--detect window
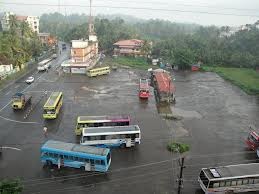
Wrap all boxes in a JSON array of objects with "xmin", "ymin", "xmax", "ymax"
[
  {"xmin": 68, "ymin": 156, "xmax": 73, "ymax": 160},
  {"xmin": 60, "ymin": 155, "xmax": 64, "ymax": 159},
  {"xmin": 213, "ymin": 182, "xmax": 219, "ymax": 188},
  {"xmin": 253, "ymin": 178, "xmax": 259, "ymax": 184},
  {"xmin": 74, "ymin": 157, "xmax": 79, "ymax": 161},
  {"xmin": 101, "ymin": 160, "xmax": 105, "ymax": 165},
  {"xmin": 231, "ymin": 181, "xmax": 237, "ymax": 186},
  {"xmin": 243, "ymin": 179, "xmax": 248, "ymax": 184},
  {"xmin": 84, "ymin": 158, "xmax": 90, "ymax": 163},
  {"xmin": 49, "ymin": 153, "xmax": 54, "ymax": 157},
  {"xmin": 220, "ymin": 181, "xmax": 225, "ymax": 187},
  {"xmin": 95, "ymin": 160, "xmax": 101, "ymax": 165},
  {"xmin": 249, "ymin": 179, "xmax": 254, "ymax": 184},
  {"xmin": 64, "ymin": 155, "xmax": 69, "ymax": 160},
  {"xmin": 225, "ymin": 181, "xmax": 231, "ymax": 186},
  {"xmin": 90, "ymin": 159, "xmax": 94, "ymax": 164},
  {"xmin": 53, "ymin": 153, "xmax": 58, "ymax": 158},
  {"xmin": 237, "ymin": 180, "xmax": 242, "ymax": 185},
  {"xmin": 78, "ymin": 158, "xmax": 84, "ymax": 162}
]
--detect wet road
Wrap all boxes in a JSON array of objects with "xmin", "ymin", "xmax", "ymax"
[{"xmin": 0, "ymin": 60, "xmax": 259, "ymax": 194}]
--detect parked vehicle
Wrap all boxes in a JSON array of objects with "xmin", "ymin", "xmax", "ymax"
[
  {"xmin": 41, "ymin": 140, "xmax": 111, "ymax": 172},
  {"xmin": 62, "ymin": 43, "xmax": 66, "ymax": 50},
  {"xmin": 80, "ymin": 125, "xmax": 141, "ymax": 148},
  {"xmin": 86, "ymin": 66, "xmax": 110, "ymax": 77},
  {"xmin": 43, "ymin": 92, "xmax": 63, "ymax": 119},
  {"xmin": 37, "ymin": 58, "xmax": 52, "ymax": 71},
  {"xmin": 245, "ymin": 131, "xmax": 259, "ymax": 151},
  {"xmin": 52, "ymin": 53, "xmax": 57, "ymax": 59},
  {"xmin": 12, "ymin": 93, "xmax": 32, "ymax": 110},
  {"xmin": 25, "ymin": 76, "xmax": 34, "ymax": 84},
  {"xmin": 139, "ymin": 79, "xmax": 150, "ymax": 99},
  {"xmin": 75, "ymin": 115, "xmax": 130, "ymax": 136},
  {"xmin": 198, "ymin": 163, "xmax": 259, "ymax": 193}
]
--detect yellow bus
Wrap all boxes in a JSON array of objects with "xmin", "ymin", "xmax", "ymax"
[
  {"xmin": 43, "ymin": 92, "xmax": 63, "ymax": 119},
  {"xmin": 86, "ymin": 66, "xmax": 110, "ymax": 77}
]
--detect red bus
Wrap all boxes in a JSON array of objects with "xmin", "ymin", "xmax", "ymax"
[
  {"xmin": 245, "ymin": 130, "xmax": 259, "ymax": 151},
  {"xmin": 139, "ymin": 79, "xmax": 150, "ymax": 99}
]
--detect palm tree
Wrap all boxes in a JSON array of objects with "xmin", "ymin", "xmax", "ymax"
[
  {"xmin": 20, "ymin": 21, "xmax": 32, "ymax": 38},
  {"xmin": 8, "ymin": 14, "xmax": 18, "ymax": 35},
  {"xmin": 140, "ymin": 40, "xmax": 152, "ymax": 61}
]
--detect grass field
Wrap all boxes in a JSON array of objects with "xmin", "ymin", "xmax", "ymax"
[
  {"xmin": 104, "ymin": 56, "xmax": 152, "ymax": 70},
  {"xmin": 202, "ymin": 66, "xmax": 259, "ymax": 95}
]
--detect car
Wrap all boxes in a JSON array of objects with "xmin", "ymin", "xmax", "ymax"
[
  {"xmin": 25, "ymin": 76, "xmax": 34, "ymax": 84},
  {"xmin": 52, "ymin": 54, "xmax": 57, "ymax": 59}
]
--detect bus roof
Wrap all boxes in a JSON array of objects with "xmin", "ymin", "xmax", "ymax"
[
  {"xmin": 39, "ymin": 58, "xmax": 52, "ymax": 65},
  {"xmin": 77, "ymin": 115, "xmax": 130, "ymax": 123},
  {"xmin": 88, "ymin": 66, "xmax": 110, "ymax": 72},
  {"xmin": 42, "ymin": 140, "xmax": 109, "ymax": 156},
  {"xmin": 203, "ymin": 163, "xmax": 259, "ymax": 180},
  {"xmin": 44, "ymin": 92, "xmax": 62, "ymax": 109},
  {"xmin": 82, "ymin": 125, "xmax": 140, "ymax": 135}
]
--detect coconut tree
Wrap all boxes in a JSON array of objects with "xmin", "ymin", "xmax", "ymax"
[
  {"xmin": 140, "ymin": 40, "xmax": 152, "ymax": 61},
  {"xmin": 20, "ymin": 21, "xmax": 32, "ymax": 38},
  {"xmin": 8, "ymin": 14, "xmax": 18, "ymax": 35}
]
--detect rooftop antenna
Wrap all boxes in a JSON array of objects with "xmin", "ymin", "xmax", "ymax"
[{"xmin": 88, "ymin": 0, "xmax": 95, "ymax": 35}]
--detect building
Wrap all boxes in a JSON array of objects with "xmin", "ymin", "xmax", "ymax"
[
  {"xmin": 38, "ymin": 33, "xmax": 57, "ymax": 46},
  {"xmin": 0, "ymin": 12, "xmax": 14, "ymax": 31},
  {"xmin": 113, "ymin": 39, "xmax": 145, "ymax": 57},
  {"xmin": 71, "ymin": 40, "xmax": 98, "ymax": 63},
  {"xmin": 16, "ymin": 15, "xmax": 39, "ymax": 33},
  {"xmin": 0, "ymin": 12, "xmax": 39, "ymax": 33}
]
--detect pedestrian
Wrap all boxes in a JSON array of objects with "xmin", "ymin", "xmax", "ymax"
[{"xmin": 43, "ymin": 126, "xmax": 48, "ymax": 137}]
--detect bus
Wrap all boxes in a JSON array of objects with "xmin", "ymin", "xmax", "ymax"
[
  {"xmin": 43, "ymin": 92, "xmax": 63, "ymax": 119},
  {"xmin": 86, "ymin": 66, "xmax": 110, "ymax": 77},
  {"xmin": 75, "ymin": 115, "xmax": 130, "ymax": 136},
  {"xmin": 37, "ymin": 58, "xmax": 52, "ymax": 71},
  {"xmin": 41, "ymin": 140, "xmax": 111, "ymax": 172},
  {"xmin": 139, "ymin": 79, "xmax": 150, "ymax": 99},
  {"xmin": 198, "ymin": 163, "xmax": 259, "ymax": 194},
  {"xmin": 80, "ymin": 125, "xmax": 141, "ymax": 148}
]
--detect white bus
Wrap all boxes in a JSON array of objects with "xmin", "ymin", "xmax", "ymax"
[
  {"xmin": 37, "ymin": 58, "xmax": 52, "ymax": 71},
  {"xmin": 198, "ymin": 163, "xmax": 259, "ymax": 194},
  {"xmin": 80, "ymin": 125, "xmax": 141, "ymax": 148}
]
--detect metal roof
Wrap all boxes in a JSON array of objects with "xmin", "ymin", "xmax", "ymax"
[
  {"xmin": 204, "ymin": 163, "xmax": 259, "ymax": 180},
  {"xmin": 44, "ymin": 92, "xmax": 62, "ymax": 108},
  {"xmin": 42, "ymin": 140, "xmax": 109, "ymax": 156},
  {"xmin": 83, "ymin": 125, "xmax": 140, "ymax": 135},
  {"xmin": 78, "ymin": 115, "xmax": 130, "ymax": 123},
  {"xmin": 154, "ymin": 72, "xmax": 175, "ymax": 94}
]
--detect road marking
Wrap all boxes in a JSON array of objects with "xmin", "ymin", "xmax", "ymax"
[
  {"xmin": 1, "ymin": 146, "xmax": 21, "ymax": 151},
  {"xmin": 0, "ymin": 115, "xmax": 39, "ymax": 124},
  {"xmin": 0, "ymin": 101, "xmax": 12, "ymax": 112},
  {"xmin": 14, "ymin": 85, "xmax": 20, "ymax": 89},
  {"xmin": 5, "ymin": 91, "xmax": 11, "ymax": 95}
]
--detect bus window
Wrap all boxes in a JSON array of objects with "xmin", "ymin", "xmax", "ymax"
[
  {"xmin": 231, "ymin": 180, "xmax": 237, "ymax": 186},
  {"xmin": 199, "ymin": 171, "xmax": 209, "ymax": 188},
  {"xmin": 95, "ymin": 160, "xmax": 101, "ymax": 165},
  {"xmin": 60, "ymin": 155, "xmax": 64, "ymax": 159},
  {"xmin": 254, "ymin": 178, "xmax": 259, "ymax": 184},
  {"xmin": 90, "ymin": 159, "xmax": 94, "ymax": 164},
  {"xmin": 54, "ymin": 153, "xmax": 58, "ymax": 158},
  {"xmin": 213, "ymin": 182, "xmax": 219, "ymax": 188},
  {"xmin": 249, "ymin": 179, "xmax": 254, "ymax": 184},
  {"xmin": 220, "ymin": 181, "xmax": 226, "ymax": 187},
  {"xmin": 225, "ymin": 181, "xmax": 231, "ymax": 186},
  {"xmin": 101, "ymin": 160, "xmax": 105, "ymax": 165},
  {"xmin": 69, "ymin": 156, "xmax": 73, "ymax": 160},
  {"xmin": 101, "ymin": 135, "xmax": 106, "ymax": 140},
  {"xmin": 64, "ymin": 155, "xmax": 69, "ymax": 160},
  {"xmin": 84, "ymin": 158, "xmax": 90, "ymax": 163},
  {"xmin": 243, "ymin": 179, "xmax": 248, "ymax": 184},
  {"xmin": 74, "ymin": 157, "xmax": 79, "ymax": 161},
  {"xmin": 237, "ymin": 180, "xmax": 243, "ymax": 185}
]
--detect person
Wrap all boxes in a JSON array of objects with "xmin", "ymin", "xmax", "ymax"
[{"xmin": 43, "ymin": 126, "xmax": 48, "ymax": 137}]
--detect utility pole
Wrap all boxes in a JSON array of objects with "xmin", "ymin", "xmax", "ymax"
[{"xmin": 177, "ymin": 157, "xmax": 185, "ymax": 194}]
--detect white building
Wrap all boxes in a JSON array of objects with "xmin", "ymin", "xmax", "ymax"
[
  {"xmin": 0, "ymin": 12, "xmax": 39, "ymax": 33},
  {"xmin": 0, "ymin": 12, "xmax": 14, "ymax": 31},
  {"xmin": 16, "ymin": 15, "xmax": 39, "ymax": 33}
]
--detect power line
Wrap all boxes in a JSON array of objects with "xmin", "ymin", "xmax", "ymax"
[
  {"xmin": 2, "ymin": 2, "xmax": 259, "ymax": 18},
  {"xmin": 95, "ymin": 0, "xmax": 259, "ymax": 12}
]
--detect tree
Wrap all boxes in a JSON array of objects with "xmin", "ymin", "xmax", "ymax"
[
  {"xmin": 9, "ymin": 15, "xmax": 18, "ymax": 35},
  {"xmin": 140, "ymin": 40, "xmax": 151, "ymax": 61},
  {"xmin": 0, "ymin": 179, "xmax": 23, "ymax": 194},
  {"xmin": 20, "ymin": 21, "xmax": 32, "ymax": 38}
]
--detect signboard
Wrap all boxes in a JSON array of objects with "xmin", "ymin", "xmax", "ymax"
[{"xmin": 71, "ymin": 68, "xmax": 86, "ymax": 74}]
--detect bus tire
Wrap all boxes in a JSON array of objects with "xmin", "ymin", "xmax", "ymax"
[
  {"xmin": 46, "ymin": 160, "xmax": 52, "ymax": 166},
  {"xmin": 80, "ymin": 166, "xmax": 85, "ymax": 171}
]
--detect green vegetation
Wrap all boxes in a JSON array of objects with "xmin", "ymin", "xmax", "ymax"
[
  {"xmin": 202, "ymin": 66, "xmax": 259, "ymax": 94},
  {"xmin": 104, "ymin": 57, "xmax": 151, "ymax": 70},
  {"xmin": 0, "ymin": 15, "xmax": 43, "ymax": 69},
  {"xmin": 0, "ymin": 178, "xmax": 23, "ymax": 194},
  {"xmin": 167, "ymin": 142, "xmax": 190, "ymax": 154}
]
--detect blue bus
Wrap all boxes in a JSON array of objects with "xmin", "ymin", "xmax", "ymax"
[{"xmin": 40, "ymin": 140, "xmax": 111, "ymax": 172}]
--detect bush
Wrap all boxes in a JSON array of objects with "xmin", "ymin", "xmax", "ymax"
[{"xmin": 167, "ymin": 142, "xmax": 190, "ymax": 153}]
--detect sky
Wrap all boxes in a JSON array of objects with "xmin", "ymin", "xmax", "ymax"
[{"xmin": 1, "ymin": 0, "xmax": 259, "ymax": 26}]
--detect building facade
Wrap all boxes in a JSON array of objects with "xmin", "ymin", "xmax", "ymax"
[
  {"xmin": 71, "ymin": 40, "xmax": 98, "ymax": 63},
  {"xmin": 113, "ymin": 39, "xmax": 144, "ymax": 57},
  {"xmin": 0, "ymin": 12, "xmax": 39, "ymax": 33},
  {"xmin": 38, "ymin": 33, "xmax": 57, "ymax": 46}
]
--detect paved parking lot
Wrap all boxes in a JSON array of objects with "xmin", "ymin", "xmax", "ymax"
[{"xmin": 1, "ymin": 55, "xmax": 259, "ymax": 194}]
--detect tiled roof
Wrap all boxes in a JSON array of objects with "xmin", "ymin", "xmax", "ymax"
[
  {"xmin": 16, "ymin": 15, "xmax": 28, "ymax": 21},
  {"xmin": 113, "ymin": 39, "xmax": 144, "ymax": 47}
]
